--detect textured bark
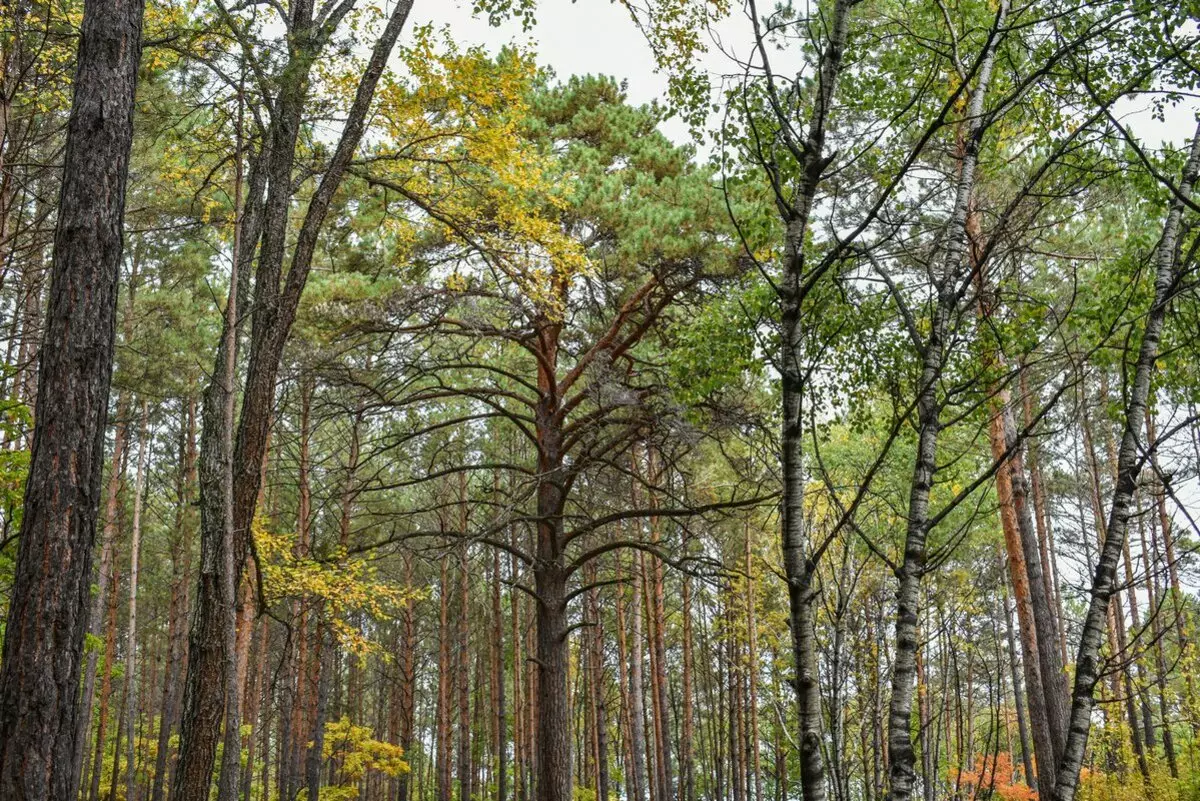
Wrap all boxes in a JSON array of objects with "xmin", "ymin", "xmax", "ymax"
[
  {"xmin": 494, "ymin": 549, "xmax": 510, "ymax": 801},
  {"xmin": 512, "ymin": 549, "xmax": 527, "ymax": 801},
  {"xmin": 989, "ymin": 409, "xmax": 1057, "ymax": 792},
  {"xmin": 745, "ymin": 530, "xmax": 762, "ymax": 801},
  {"xmin": 437, "ymin": 554, "xmax": 453, "ymax": 801},
  {"xmin": 1021, "ymin": 373, "xmax": 1068, "ymax": 665},
  {"xmin": 1051, "ymin": 120, "xmax": 1200, "ymax": 801},
  {"xmin": 174, "ymin": 101, "xmax": 264, "ymax": 801},
  {"xmin": 626, "ymin": 551, "xmax": 650, "ymax": 801},
  {"xmin": 1140, "ymin": 504, "xmax": 1178, "ymax": 776},
  {"xmin": 398, "ymin": 554, "xmax": 418, "ymax": 801},
  {"xmin": 681, "ymin": 571, "xmax": 696, "ymax": 801},
  {"xmin": 90, "ymin": 554, "xmax": 122, "ymax": 801},
  {"xmin": 305, "ymin": 628, "xmax": 333, "ymax": 801},
  {"xmin": 1001, "ymin": 570, "xmax": 1035, "ymax": 789},
  {"xmin": 77, "ymin": 388, "xmax": 130, "ymax": 791},
  {"xmin": 886, "ymin": 6, "xmax": 1005, "ymax": 796},
  {"xmin": 584, "ymin": 565, "xmax": 609, "ymax": 801},
  {"xmin": 0, "ymin": 0, "xmax": 144, "ymax": 790},
  {"xmin": 176, "ymin": 7, "xmax": 414, "ymax": 796},
  {"xmin": 775, "ymin": 4, "xmax": 853, "ymax": 800},
  {"xmin": 458, "ymin": 522, "xmax": 473, "ymax": 801}
]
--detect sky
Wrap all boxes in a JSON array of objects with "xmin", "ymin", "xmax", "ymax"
[{"xmin": 411, "ymin": 0, "xmax": 1200, "ymax": 150}]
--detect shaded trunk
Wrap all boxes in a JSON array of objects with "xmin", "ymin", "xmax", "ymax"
[
  {"xmin": 78, "ymin": 389, "xmax": 130, "ymax": 793},
  {"xmin": 398, "ymin": 555, "xmax": 418, "ymax": 801},
  {"xmin": 0, "ymin": 0, "xmax": 145, "ymax": 789},
  {"xmin": 1001, "ymin": 568, "xmax": 1035, "ymax": 789},
  {"xmin": 437, "ymin": 555, "xmax": 453, "ymax": 801},
  {"xmin": 177, "ymin": 8, "xmax": 414, "ymax": 796},
  {"xmin": 151, "ymin": 398, "xmax": 196, "ymax": 801}
]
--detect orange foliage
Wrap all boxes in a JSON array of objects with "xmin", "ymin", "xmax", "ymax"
[{"xmin": 951, "ymin": 752, "xmax": 1038, "ymax": 801}]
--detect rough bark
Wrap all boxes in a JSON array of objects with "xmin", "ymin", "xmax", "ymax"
[
  {"xmin": 77, "ymin": 388, "xmax": 130, "ymax": 790},
  {"xmin": 1001, "ymin": 568, "xmax": 1035, "ymax": 789},
  {"xmin": 0, "ymin": 0, "xmax": 144, "ymax": 790},
  {"xmin": 176, "ymin": 7, "xmax": 414, "ymax": 796}
]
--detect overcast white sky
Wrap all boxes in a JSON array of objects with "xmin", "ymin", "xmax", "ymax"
[{"xmin": 411, "ymin": 0, "xmax": 1199, "ymax": 151}]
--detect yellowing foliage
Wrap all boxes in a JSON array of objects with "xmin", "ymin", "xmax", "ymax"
[
  {"xmin": 298, "ymin": 717, "xmax": 408, "ymax": 801},
  {"xmin": 256, "ymin": 524, "xmax": 417, "ymax": 657},
  {"xmin": 372, "ymin": 29, "xmax": 589, "ymax": 319}
]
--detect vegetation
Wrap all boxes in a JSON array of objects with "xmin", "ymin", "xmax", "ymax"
[{"xmin": 1, "ymin": 2, "xmax": 1199, "ymax": 801}]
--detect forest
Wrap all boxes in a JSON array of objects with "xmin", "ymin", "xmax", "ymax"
[{"xmin": 1, "ymin": 0, "xmax": 1199, "ymax": 801}]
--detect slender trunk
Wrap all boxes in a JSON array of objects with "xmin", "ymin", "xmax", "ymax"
[
  {"xmin": 123, "ymin": 400, "xmax": 151, "ymax": 801},
  {"xmin": 1021, "ymin": 372, "xmax": 1068, "ymax": 665},
  {"xmin": 174, "ymin": 83, "xmax": 262, "ymax": 801},
  {"xmin": 306, "ymin": 628, "xmax": 333, "ymax": 801},
  {"xmin": 585, "ymin": 566, "xmax": 609, "ymax": 801},
  {"xmin": 745, "ymin": 529, "xmax": 762, "ymax": 801},
  {"xmin": 1051, "ymin": 120, "xmax": 1200, "ymax": 801},
  {"xmin": 681, "ymin": 571, "xmax": 696, "ymax": 801},
  {"xmin": 438, "ymin": 554, "xmax": 453, "ymax": 801},
  {"xmin": 1141, "ymin": 503, "xmax": 1178, "ymax": 776},
  {"xmin": 886, "ymin": 6, "xmax": 1006, "ymax": 794},
  {"xmin": 627, "ymin": 551, "xmax": 650, "ymax": 801},
  {"xmin": 458, "ymin": 493, "xmax": 473, "ymax": 801},
  {"xmin": 777, "ymin": 5, "xmax": 854, "ymax": 800},
  {"xmin": 398, "ymin": 555, "xmax": 418, "ymax": 801},
  {"xmin": 177, "ymin": 8, "xmax": 414, "ymax": 795},
  {"xmin": 91, "ymin": 558, "xmax": 122, "ymax": 801},
  {"xmin": 1001, "ymin": 566, "xmax": 1035, "ymax": 789},
  {"xmin": 494, "ymin": 549, "xmax": 509, "ymax": 801},
  {"xmin": 79, "ymin": 390, "xmax": 130, "ymax": 792},
  {"xmin": 151, "ymin": 398, "xmax": 196, "ymax": 801}
]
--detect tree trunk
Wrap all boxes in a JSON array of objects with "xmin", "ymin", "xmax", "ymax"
[
  {"xmin": 1051, "ymin": 119, "xmax": 1200, "ymax": 801},
  {"xmin": 681, "ymin": 571, "xmax": 696, "ymax": 801},
  {"xmin": 1001, "ymin": 566, "xmax": 1035, "ymax": 789},
  {"xmin": 398, "ymin": 554, "xmax": 418, "ymax": 801},
  {"xmin": 776, "ymin": 3, "xmax": 854, "ymax": 799},
  {"xmin": 626, "ymin": 551, "xmax": 650, "ymax": 801},
  {"xmin": 152, "ymin": 398, "xmax": 196, "ymax": 801},
  {"xmin": 176, "ymin": 8, "xmax": 414, "ymax": 796},
  {"xmin": 438, "ymin": 554, "xmax": 453, "ymax": 801},
  {"xmin": 78, "ymin": 389, "xmax": 130, "ymax": 793},
  {"xmin": 886, "ymin": 4, "xmax": 1006, "ymax": 794},
  {"xmin": 0, "ymin": 0, "xmax": 144, "ymax": 789},
  {"xmin": 91, "ymin": 556, "xmax": 122, "ymax": 801},
  {"xmin": 123, "ymin": 399, "xmax": 151, "ymax": 801}
]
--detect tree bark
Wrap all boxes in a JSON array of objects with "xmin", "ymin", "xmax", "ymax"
[
  {"xmin": 151, "ymin": 398, "xmax": 196, "ymax": 801},
  {"xmin": 886, "ymin": 6, "xmax": 1006, "ymax": 796},
  {"xmin": 176, "ymin": 7, "xmax": 414, "ymax": 796},
  {"xmin": 775, "ymin": 5, "xmax": 853, "ymax": 801},
  {"xmin": 0, "ymin": 0, "xmax": 144, "ymax": 789},
  {"xmin": 1050, "ymin": 119, "xmax": 1200, "ymax": 801}
]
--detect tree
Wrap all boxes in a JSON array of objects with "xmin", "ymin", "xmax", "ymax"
[{"xmin": 0, "ymin": 0, "xmax": 145, "ymax": 793}]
